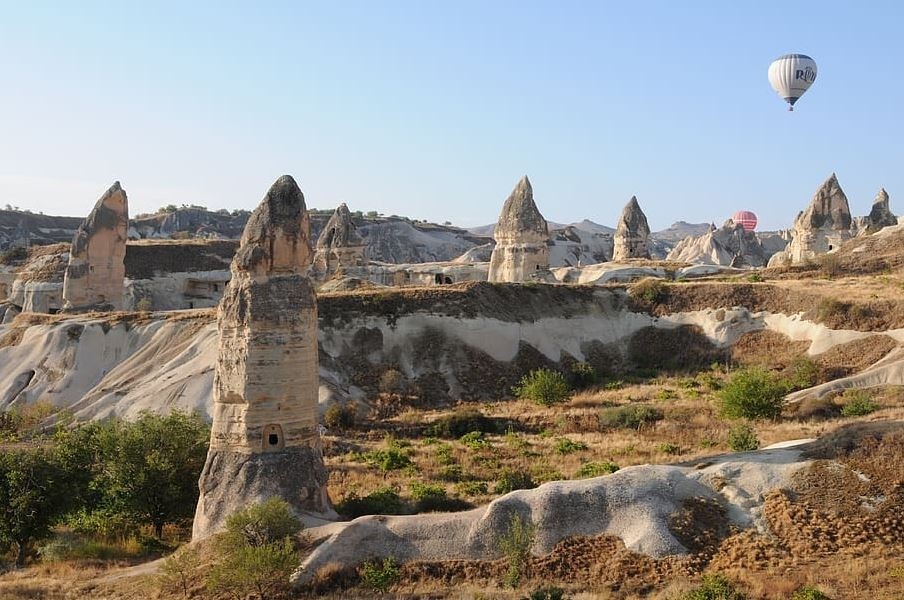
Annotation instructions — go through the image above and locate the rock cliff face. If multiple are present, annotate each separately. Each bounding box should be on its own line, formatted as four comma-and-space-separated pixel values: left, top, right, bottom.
612, 197, 651, 260
768, 174, 853, 266
667, 220, 771, 267
487, 176, 550, 282
62, 182, 129, 311
193, 175, 331, 540
312, 203, 366, 278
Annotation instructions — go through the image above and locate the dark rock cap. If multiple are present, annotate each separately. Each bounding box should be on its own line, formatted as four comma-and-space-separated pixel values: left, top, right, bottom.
494, 176, 548, 239
234, 175, 311, 274
800, 173, 852, 231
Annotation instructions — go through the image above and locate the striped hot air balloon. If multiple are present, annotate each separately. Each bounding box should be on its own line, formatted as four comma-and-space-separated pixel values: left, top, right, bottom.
732, 210, 758, 232
768, 53, 817, 111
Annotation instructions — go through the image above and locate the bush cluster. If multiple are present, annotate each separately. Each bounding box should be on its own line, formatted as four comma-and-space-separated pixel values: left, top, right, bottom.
599, 404, 664, 430
840, 390, 879, 417
513, 369, 571, 406
718, 367, 787, 420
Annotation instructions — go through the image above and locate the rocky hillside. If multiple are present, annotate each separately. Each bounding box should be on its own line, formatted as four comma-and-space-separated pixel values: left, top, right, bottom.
0, 210, 82, 250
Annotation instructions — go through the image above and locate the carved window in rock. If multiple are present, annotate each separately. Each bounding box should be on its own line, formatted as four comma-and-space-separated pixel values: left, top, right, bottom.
262, 424, 285, 451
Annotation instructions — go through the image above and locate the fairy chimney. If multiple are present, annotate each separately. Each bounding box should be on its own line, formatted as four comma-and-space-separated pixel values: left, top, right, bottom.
193, 175, 331, 540
612, 196, 651, 261
768, 173, 852, 266
312, 203, 365, 278
487, 176, 550, 282
62, 182, 128, 311
865, 188, 897, 233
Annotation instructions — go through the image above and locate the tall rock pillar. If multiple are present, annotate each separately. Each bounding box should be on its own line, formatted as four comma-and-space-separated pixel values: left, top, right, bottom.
612, 196, 651, 261
193, 175, 331, 540
487, 176, 550, 282
312, 202, 366, 279
62, 182, 128, 311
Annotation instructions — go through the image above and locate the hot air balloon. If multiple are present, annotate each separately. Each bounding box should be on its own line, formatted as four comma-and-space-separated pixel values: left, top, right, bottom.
732, 210, 758, 232
768, 54, 817, 111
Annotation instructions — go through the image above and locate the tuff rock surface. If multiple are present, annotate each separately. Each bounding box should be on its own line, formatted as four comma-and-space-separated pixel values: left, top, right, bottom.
62, 182, 129, 311
312, 203, 365, 278
768, 173, 853, 266
864, 188, 897, 234
193, 175, 331, 540
612, 196, 651, 260
487, 176, 550, 282
667, 219, 771, 267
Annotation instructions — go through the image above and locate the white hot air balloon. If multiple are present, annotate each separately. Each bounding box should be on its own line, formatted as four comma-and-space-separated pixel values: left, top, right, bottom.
768, 53, 817, 111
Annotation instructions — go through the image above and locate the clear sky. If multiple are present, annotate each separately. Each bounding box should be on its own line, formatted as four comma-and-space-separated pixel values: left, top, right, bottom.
1, 1, 901, 230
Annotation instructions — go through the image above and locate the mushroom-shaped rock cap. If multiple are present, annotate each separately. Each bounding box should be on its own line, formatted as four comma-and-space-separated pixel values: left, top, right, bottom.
316, 202, 363, 249
800, 173, 852, 231
616, 196, 651, 237
234, 175, 312, 275
493, 176, 548, 241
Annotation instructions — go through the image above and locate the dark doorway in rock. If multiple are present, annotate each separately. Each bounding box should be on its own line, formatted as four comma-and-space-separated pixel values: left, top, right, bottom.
262, 424, 285, 451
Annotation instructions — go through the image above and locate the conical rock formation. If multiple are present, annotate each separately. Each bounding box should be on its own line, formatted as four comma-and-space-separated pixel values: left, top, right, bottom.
487, 176, 550, 282
193, 175, 331, 540
866, 188, 897, 233
612, 196, 651, 261
312, 203, 365, 278
62, 182, 128, 311
768, 173, 853, 266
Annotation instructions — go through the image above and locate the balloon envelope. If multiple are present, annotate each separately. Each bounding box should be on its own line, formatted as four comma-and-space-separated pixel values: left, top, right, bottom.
768, 54, 817, 108
732, 210, 758, 231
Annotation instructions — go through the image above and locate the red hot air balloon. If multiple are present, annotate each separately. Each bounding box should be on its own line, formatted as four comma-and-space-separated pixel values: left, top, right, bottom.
732, 211, 758, 232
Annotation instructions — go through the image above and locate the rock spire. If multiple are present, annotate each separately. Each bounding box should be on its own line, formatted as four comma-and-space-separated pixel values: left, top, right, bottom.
312, 203, 365, 278
612, 196, 651, 261
193, 175, 331, 539
866, 188, 897, 233
62, 182, 129, 311
487, 176, 550, 282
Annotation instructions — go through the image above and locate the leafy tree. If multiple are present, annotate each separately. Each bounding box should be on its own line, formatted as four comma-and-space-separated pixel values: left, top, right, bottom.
207, 499, 301, 599
499, 514, 535, 587
718, 367, 788, 420
0, 446, 75, 566
98, 412, 210, 537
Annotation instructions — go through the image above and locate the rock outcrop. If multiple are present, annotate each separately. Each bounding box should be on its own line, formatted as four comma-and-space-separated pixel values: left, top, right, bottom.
193, 175, 331, 540
312, 203, 366, 278
864, 188, 897, 234
612, 196, 651, 260
62, 182, 129, 311
487, 176, 550, 282
667, 219, 771, 267
768, 173, 853, 266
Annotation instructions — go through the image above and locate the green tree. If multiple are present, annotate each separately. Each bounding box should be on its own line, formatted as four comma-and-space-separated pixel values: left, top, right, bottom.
99, 412, 210, 538
207, 499, 302, 599
0, 447, 75, 566
718, 367, 788, 420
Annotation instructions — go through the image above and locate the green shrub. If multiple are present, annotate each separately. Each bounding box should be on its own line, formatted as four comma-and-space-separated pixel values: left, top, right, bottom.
568, 362, 598, 390
840, 390, 880, 417
361, 437, 413, 471
513, 369, 571, 406
727, 422, 759, 452
336, 487, 405, 518
360, 556, 401, 592
746, 272, 764, 283
460, 431, 490, 450
158, 546, 201, 599
499, 514, 535, 587
493, 469, 536, 494
437, 464, 464, 482
221, 498, 302, 549
630, 278, 667, 304
526, 586, 570, 600
323, 403, 357, 430
409, 483, 471, 513
554, 438, 588, 455
575, 461, 619, 478
64, 508, 140, 541
455, 481, 489, 497
604, 380, 625, 390
207, 499, 301, 600
657, 442, 681, 455
680, 573, 748, 600
599, 404, 664, 430
790, 586, 832, 600
434, 443, 457, 465
429, 409, 498, 438
787, 357, 819, 391
655, 388, 678, 400
718, 367, 788, 420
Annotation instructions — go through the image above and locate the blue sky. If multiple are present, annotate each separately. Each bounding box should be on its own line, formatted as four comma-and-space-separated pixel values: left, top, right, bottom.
1, 1, 901, 230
